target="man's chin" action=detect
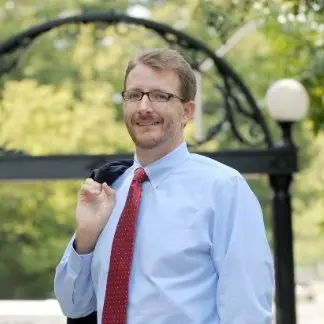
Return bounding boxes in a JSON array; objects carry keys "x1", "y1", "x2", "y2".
[
  {"x1": 133, "y1": 135, "x2": 164, "y2": 150},
  {"x1": 134, "y1": 140, "x2": 161, "y2": 150}
]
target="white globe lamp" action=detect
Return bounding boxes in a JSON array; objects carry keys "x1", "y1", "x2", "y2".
[
  {"x1": 265, "y1": 79, "x2": 309, "y2": 146},
  {"x1": 266, "y1": 79, "x2": 309, "y2": 122}
]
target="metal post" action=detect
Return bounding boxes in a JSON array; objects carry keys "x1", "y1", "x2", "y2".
[
  {"x1": 270, "y1": 121, "x2": 297, "y2": 324},
  {"x1": 270, "y1": 174, "x2": 296, "y2": 324},
  {"x1": 194, "y1": 70, "x2": 204, "y2": 142}
]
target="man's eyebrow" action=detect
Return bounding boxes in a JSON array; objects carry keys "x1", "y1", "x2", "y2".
[
  {"x1": 126, "y1": 87, "x2": 169, "y2": 92},
  {"x1": 126, "y1": 87, "x2": 142, "y2": 91},
  {"x1": 150, "y1": 88, "x2": 167, "y2": 92}
]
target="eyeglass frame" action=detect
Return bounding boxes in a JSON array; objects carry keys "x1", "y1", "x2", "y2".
[{"x1": 121, "y1": 89, "x2": 186, "y2": 103}]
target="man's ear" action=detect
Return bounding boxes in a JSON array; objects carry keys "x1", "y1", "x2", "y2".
[{"x1": 182, "y1": 101, "x2": 195, "y2": 125}]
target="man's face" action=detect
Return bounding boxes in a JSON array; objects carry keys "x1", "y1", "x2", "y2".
[{"x1": 123, "y1": 64, "x2": 194, "y2": 151}]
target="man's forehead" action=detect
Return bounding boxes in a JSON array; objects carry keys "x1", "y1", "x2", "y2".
[{"x1": 126, "y1": 64, "x2": 180, "y2": 91}]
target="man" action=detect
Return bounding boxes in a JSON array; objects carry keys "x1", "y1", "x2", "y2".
[{"x1": 54, "y1": 48, "x2": 274, "y2": 324}]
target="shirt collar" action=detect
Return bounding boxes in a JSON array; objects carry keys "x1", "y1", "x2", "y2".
[{"x1": 132, "y1": 142, "x2": 189, "y2": 189}]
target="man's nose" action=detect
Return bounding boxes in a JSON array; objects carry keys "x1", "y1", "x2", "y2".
[{"x1": 138, "y1": 94, "x2": 153, "y2": 112}]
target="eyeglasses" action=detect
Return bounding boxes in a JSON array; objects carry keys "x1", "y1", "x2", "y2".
[{"x1": 121, "y1": 90, "x2": 185, "y2": 103}]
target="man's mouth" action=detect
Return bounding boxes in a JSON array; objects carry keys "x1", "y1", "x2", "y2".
[{"x1": 136, "y1": 121, "x2": 161, "y2": 126}]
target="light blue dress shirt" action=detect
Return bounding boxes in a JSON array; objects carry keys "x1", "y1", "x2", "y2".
[{"x1": 54, "y1": 142, "x2": 274, "y2": 324}]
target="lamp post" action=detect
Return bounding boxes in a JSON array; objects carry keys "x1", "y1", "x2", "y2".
[{"x1": 265, "y1": 79, "x2": 309, "y2": 324}]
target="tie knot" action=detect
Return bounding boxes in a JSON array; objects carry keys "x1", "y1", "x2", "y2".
[{"x1": 133, "y1": 167, "x2": 148, "y2": 183}]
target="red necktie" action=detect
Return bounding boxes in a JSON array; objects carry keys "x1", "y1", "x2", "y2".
[{"x1": 102, "y1": 167, "x2": 147, "y2": 324}]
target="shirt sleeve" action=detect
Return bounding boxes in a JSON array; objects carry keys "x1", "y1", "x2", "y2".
[
  {"x1": 212, "y1": 174, "x2": 274, "y2": 324},
  {"x1": 54, "y1": 235, "x2": 96, "y2": 318}
]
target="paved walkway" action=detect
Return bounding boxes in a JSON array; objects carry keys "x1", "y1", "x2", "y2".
[{"x1": 296, "y1": 282, "x2": 324, "y2": 324}]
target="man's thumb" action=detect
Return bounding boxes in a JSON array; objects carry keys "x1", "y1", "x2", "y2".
[{"x1": 102, "y1": 182, "x2": 115, "y2": 198}]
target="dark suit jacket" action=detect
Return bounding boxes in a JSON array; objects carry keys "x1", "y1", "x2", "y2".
[{"x1": 67, "y1": 159, "x2": 133, "y2": 324}]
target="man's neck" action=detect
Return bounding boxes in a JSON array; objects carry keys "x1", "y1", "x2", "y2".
[{"x1": 136, "y1": 141, "x2": 183, "y2": 166}]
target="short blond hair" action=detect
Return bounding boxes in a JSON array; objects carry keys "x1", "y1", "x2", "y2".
[{"x1": 123, "y1": 48, "x2": 196, "y2": 101}]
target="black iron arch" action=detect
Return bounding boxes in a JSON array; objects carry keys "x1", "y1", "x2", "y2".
[{"x1": 0, "y1": 11, "x2": 273, "y2": 149}]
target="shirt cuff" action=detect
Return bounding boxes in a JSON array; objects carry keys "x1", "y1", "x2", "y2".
[{"x1": 66, "y1": 239, "x2": 93, "y2": 277}]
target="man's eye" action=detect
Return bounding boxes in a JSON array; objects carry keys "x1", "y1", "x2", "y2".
[
  {"x1": 152, "y1": 92, "x2": 168, "y2": 101},
  {"x1": 127, "y1": 92, "x2": 141, "y2": 100}
]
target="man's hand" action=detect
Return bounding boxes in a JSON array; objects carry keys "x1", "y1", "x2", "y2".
[{"x1": 75, "y1": 178, "x2": 116, "y2": 254}]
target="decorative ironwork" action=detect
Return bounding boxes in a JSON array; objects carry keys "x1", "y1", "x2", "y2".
[
  {"x1": 0, "y1": 148, "x2": 297, "y2": 181},
  {"x1": 0, "y1": 11, "x2": 274, "y2": 150}
]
